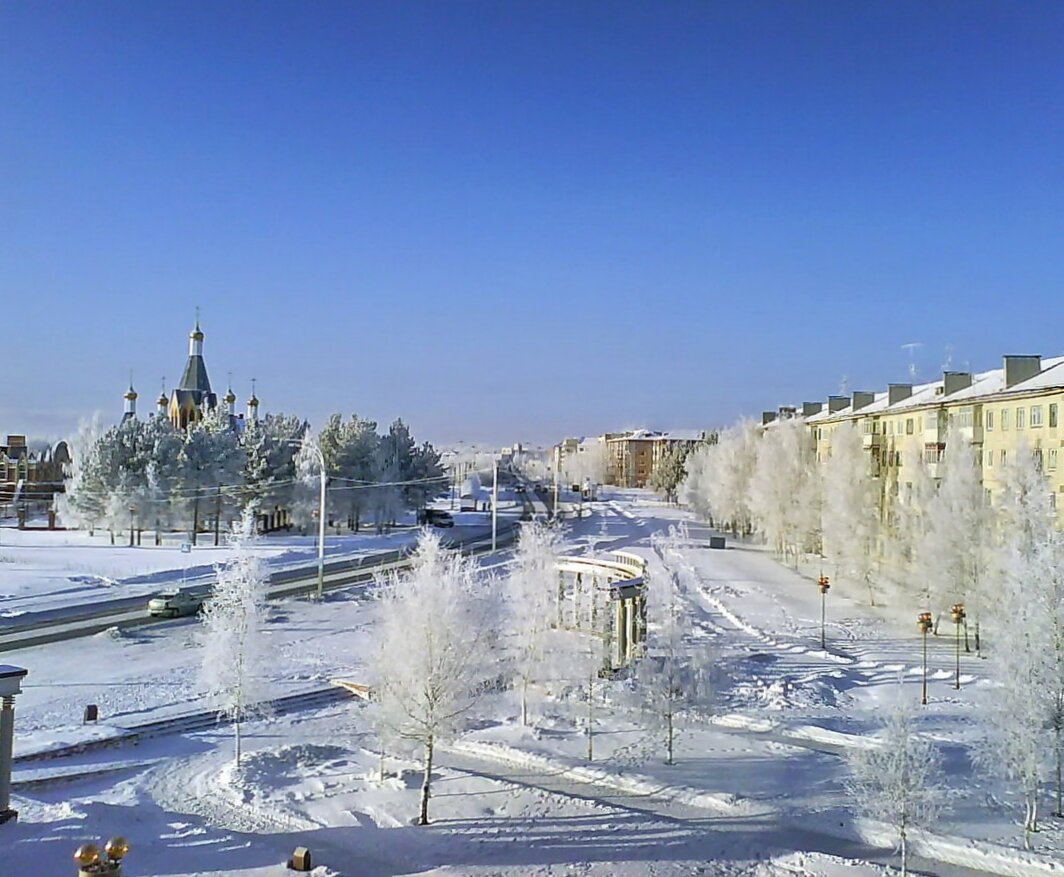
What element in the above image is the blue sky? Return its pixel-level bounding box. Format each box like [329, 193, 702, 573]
[2, 2, 1063, 445]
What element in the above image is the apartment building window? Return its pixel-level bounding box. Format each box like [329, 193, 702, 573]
[1017, 407, 1025, 430]
[987, 450, 993, 467]
[1035, 449, 1044, 470]
[1001, 449, 1008, 464]
[906, 418, 914, 435]
[1051, 493, 1057, 511]
[1001, 409, 1010, 430]
[1051, 404, 1059, 428]
[977, 450, 983, 467]
[1031, 405, 1043, 427]
[986, 410, 994, 431]
[1050, 448, 1059, 471]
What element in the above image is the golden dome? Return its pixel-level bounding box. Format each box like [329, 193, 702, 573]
[74, 844, 100, 866]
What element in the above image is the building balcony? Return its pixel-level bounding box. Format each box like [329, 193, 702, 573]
[957, 425, 983, 444]
[862, 433, 883, 449]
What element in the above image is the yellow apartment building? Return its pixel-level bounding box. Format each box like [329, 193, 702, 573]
[785, 354, 1064, 517]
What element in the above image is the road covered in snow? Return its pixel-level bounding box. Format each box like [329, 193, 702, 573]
[5, 491, 1062, 876]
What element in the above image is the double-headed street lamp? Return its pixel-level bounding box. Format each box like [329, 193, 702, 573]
[950, 602, 966, 690]
[74, 837, 129, 875]
[817, 575, 830, 649]
[918, 611, 934, 705]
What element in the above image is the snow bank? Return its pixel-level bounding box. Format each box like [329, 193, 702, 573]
[450, 738, 759, 817]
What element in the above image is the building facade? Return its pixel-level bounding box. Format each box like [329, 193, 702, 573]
[776, 354, 1064, 517]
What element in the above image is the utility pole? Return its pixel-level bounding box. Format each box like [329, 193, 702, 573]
[491, 458, 498, 551]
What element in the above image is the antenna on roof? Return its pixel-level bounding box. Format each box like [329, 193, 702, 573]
[942, 344, 954, 372]
[901, 342, 923, 380]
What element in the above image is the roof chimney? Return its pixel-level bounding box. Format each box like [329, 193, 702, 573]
[827, 395, 849, 413]
[762, 411, 778, 426]
[888, 383, 912, 405]
[851, 391, 874, 412]
[942, 371, 973, 395]
[802, 401, 823, 417]
[778, 405, 797, 419]
[1003, 356, 1041, 389]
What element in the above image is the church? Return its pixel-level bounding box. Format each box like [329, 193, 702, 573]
[121, 317, 259, 431]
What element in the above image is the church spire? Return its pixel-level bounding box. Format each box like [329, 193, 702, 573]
[189, 307, 204, 357]
[224, 371, 237, 417]
[123, 372, 138, 421]
[246, 377, 259, 423]
[156, 376, 168, 416]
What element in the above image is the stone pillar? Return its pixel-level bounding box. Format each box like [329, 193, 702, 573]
[0, 665, 27, 825]
[626, 598, 638, 663]
[557, 571, 565, 626]
[614, 599, 627, 668]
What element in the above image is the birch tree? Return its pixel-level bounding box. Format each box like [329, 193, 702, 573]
[977, 447, 1055, 847]
[637, 526, 713, 764]
[507, 520, 561, 725]
[199, 508, 270, 767]
[820, 422, 879, 604]
[372, 530, 496, 825]
[749, 419, 819, 566]
[846, 686, 945, 876]
[919, 429, 990, 648]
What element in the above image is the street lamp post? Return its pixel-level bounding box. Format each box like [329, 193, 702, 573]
[491, 458, 499, 552]
[817, 575, 830, 649]
[950, 602, 966, 690]
[291, 440, 326, 600]
[918, 611, 934, 705]
[128, 507, 136, 548]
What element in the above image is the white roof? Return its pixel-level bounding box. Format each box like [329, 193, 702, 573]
[797, 355, 1064, 425]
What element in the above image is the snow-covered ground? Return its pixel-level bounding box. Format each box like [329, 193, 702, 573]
[0, 497, 519, 619]
[5, 493, 1061, 876]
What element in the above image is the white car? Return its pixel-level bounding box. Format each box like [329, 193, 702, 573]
[147, 589, 203, 618]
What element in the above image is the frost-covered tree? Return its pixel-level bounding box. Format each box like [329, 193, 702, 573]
[506, 520, 561, 725]
[59, 415, 108, 533]
[372, 530, 497, 825]
[883, 444, 936, 607]
[649, 442, 693, 503]
[846, 686, 945, 876]
[978, 447, 1055, 847]
[174, 408, 244, 544]
[680, 423, 755, 533]
[1038, 530, 1064, 818]
[820, 422, 879, 603]
[317, 413, 379, 532]
[749, 419, 819, 565]
[241, 413, 306, 512]
[638, 526, 713, 764]
[918, 429, 991, 647]
[199, 508, 270, 767]
[560, 440, 608, 488]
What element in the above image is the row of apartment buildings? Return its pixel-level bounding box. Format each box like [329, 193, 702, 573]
[554, 429, 709, 489]
[763, 354, 1064, 510]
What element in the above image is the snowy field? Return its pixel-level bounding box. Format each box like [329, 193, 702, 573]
[5, 492, 1062, 876]
[0, 500, 516, 619]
